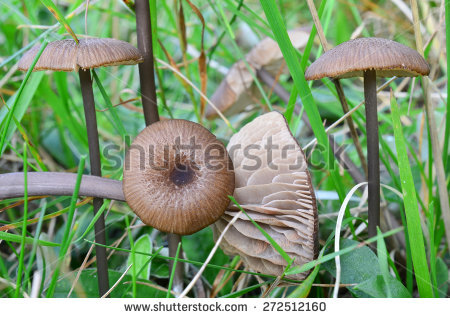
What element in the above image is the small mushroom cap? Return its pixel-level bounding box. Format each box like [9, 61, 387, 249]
[205, 29, 309, 119]
[304, 37, 430, 80]
[123, 119, 235, 235]
[212, 111, 318, 281]
[18, 38, 143, 72]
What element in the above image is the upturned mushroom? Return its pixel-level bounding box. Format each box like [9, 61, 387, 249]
[123, 119, 235, 235]
[212, 111, 318, 281]
[17, 37, 143, 295]
[205, 29, 309, 119]
[304, 37, 430, 239]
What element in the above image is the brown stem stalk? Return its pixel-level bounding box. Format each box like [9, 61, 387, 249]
[363, 69, 380, 239]
[79, 69, 110, 296]
[135, 0, 183, 292]
[135, 0, 159, 124]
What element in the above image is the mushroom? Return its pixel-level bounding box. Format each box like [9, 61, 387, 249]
[212, 111, 318, 280]
[17, 37, 143, 295]
[304, 37, 430, 238]
[205, 28, 309, 119]
[123, 119, 235, 235]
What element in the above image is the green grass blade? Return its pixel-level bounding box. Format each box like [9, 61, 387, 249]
[0, 231, 59, 247]
[287, 264, 320, 298]
[286, 227, 403, 276]
[40, 0, 79, 43]
[92, 70, 128, 144]
[229, 196, 292, 264]
[390, 91, 433, 297]
[45, 155, 86, 298]
[0, 40, 47, 155]
[23, 201, 47, 293]
[221, 281, 271, 298]
[167, 241, 182, 298]
[124, 215, 136, 298]
[74, 202, 108, 243]
[14, 143, 28, 297]
[444, 0, 450, 172]
[376, 227, 392, 298]
[259, 0, 347, 207]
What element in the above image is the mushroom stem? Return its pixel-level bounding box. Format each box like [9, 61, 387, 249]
[135, 0, 159, 125]
[135, 0, 183, 291]
[256, 68, 365, 185]
[79, 68, 110, 296]
[363, 69, 380, 239]
[0, 172, 125, 201]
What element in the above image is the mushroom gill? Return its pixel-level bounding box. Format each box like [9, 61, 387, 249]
[212, 111, 318, 281]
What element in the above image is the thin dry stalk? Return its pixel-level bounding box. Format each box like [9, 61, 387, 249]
[306, 0, 368, 176]
[101, 264, 133, 298]
[410, 0, 450, 250]
[178, 212, 242, 298]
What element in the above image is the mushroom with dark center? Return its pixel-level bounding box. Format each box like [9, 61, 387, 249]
[18, 37, 143, 295]
[305, 37, 430, 239]
[170, 164, 197, 186]
[123, 119, 235, 236]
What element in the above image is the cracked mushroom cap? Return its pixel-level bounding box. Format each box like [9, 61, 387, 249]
[18, 38, 143, 72]
[206, 29, 309, 119]
[212, 111, 318, 281]
[123, 119, 235, 235]
[304, 37, 430, 80]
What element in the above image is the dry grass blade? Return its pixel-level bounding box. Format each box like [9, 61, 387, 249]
[40, 0, 79, 43]
[155, 57, 235, 132]
[184, 0, 208, 117]
[158, 39, 197, 103]
[0, 196, 48, 213]
[178, 212, 242, 298]
[0, 197, 92, 231]
[101, 264, 133, 298]
[333, 182, 367, 298]
[303, 77, 397, 150]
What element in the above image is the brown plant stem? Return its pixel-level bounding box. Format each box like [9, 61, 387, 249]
[79, 69, 110, 296]
[135, 0, 159, 124]
[134, 0, 183, 292]
[363, 69, 380, 239]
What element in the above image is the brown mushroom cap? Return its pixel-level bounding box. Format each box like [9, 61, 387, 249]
[212, 111, 318, 281]
[304, 37, 430, 80]
[123, 119, 235, 235]
[18, 38, 143, 72]
[205, 29, 309, 119]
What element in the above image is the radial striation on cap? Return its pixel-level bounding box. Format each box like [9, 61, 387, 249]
[304, 37, 430, 80]
[123, 119, 235, 235]
[212, 111, 318, 281]
[18, 38, 143, 72]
